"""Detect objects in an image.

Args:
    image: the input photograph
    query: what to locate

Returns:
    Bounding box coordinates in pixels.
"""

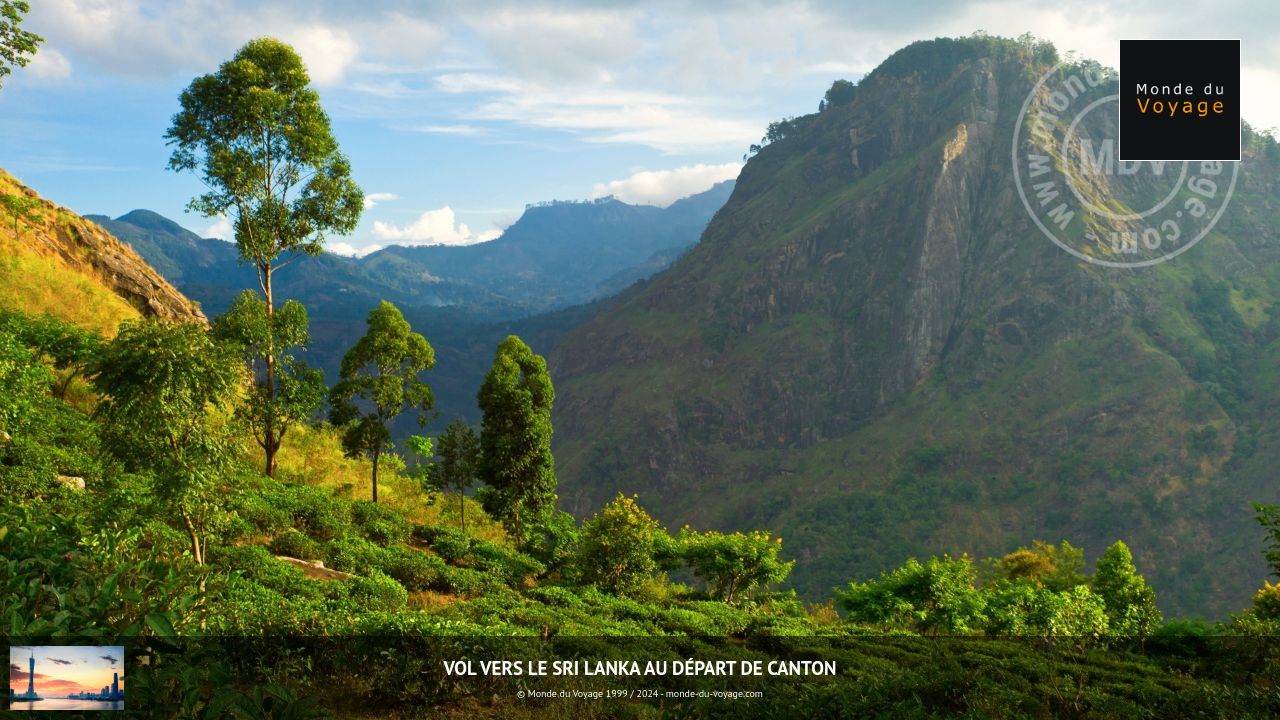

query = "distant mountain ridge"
[95,180,735,319]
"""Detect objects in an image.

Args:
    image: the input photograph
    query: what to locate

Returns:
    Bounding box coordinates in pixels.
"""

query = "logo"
[1012,61,1238,268]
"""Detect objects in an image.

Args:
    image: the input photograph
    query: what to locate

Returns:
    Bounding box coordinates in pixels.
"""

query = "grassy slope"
[0,169,140,335]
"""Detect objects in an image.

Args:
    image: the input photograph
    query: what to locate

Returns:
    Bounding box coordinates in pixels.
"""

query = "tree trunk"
[371,448,380,504]
[263,264,278,478]
[460,491,466,534]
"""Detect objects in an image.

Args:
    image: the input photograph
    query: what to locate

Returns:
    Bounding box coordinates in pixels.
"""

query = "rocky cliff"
[0,169,206,329]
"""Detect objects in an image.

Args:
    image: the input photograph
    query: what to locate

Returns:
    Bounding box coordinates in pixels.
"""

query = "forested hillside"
[551,35,1280,618]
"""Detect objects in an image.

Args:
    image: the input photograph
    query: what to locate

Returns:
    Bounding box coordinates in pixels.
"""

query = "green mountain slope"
[549,37,1280,618]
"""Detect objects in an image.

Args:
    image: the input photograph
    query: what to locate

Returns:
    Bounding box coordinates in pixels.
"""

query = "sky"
[9,646,124,696]
[1,1,1277,256]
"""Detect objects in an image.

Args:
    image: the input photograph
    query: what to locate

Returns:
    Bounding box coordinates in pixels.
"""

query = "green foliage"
[576,494,662,596]
[165,37,363,267]
[995,540,1087,591]
[346,569,407,612]
[329,300,435,503]
[477,335,556,543]
[424,418,480,532]
[0,327,50,435]
[269,529,323,561]
[213,290,327,474]
[0,310,103,400]
[0,1,42,89]
[838,554,986,634]
[351,499,413,546]
[675,527,794,603]
[0,501,208,636]
[819,79,857,111]
[1255,502,1280,578]
[382,547,445,591]
[0,192,41,237]
[523,509,580,576]
[92,319,241,565]
[1093,541,1162,638]
[1251,581,1280,620]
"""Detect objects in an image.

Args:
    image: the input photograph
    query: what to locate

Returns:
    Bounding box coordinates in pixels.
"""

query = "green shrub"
[383,548,446,591]
[414,524,471,561]
[325,534,388,574]
[346,570,408,612]
[435,565,497,597]
[576,494,663,596]
[233,491,292,534]
[278,485,351,540]
[352,500,412,546]
[468,539,546,584]
[214,544,312,597]
[269,530,323,561]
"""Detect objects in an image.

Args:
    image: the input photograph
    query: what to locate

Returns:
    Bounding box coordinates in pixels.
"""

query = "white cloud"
[371,206,502,246]
[328,242,383,258]
[26,47,72,80]
[439,74,764,153]
[414,124,486,136]
[362,192,399,210]
[467,8,638,84]
[593,163,742,207]
[280,26,358,86]
[201,216,231,240]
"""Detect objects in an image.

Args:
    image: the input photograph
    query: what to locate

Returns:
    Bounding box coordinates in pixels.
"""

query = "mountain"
[96,182,733,431]
[363,180,735,311]
[0,170,205,334]
[548,36,1280,618]
[87,210,516,320]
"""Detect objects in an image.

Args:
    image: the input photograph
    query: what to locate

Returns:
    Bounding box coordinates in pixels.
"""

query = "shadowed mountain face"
[549,37,1280,618]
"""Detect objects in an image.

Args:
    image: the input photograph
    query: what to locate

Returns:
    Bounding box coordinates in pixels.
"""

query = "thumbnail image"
[9,646,124,712]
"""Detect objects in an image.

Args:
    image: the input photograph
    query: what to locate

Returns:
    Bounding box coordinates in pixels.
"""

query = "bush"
[576,494,663,596]
[675,527,794,603]
[233,491,292,534]
[383,548,446,591]
[325,534,388,574]
[415,524,471,561]
[269,530,323,561]
[278,485,351,540]
[214,544,313,597]
[468,539,546,585]
[346,570,408,612]
[352,500,412,546]
[435,565,498,597]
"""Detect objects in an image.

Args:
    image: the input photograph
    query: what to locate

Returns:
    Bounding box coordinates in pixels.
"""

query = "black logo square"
[1119,39,1240,161]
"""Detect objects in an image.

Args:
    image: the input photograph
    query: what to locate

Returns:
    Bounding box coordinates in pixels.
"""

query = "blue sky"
[2,1,1277,256]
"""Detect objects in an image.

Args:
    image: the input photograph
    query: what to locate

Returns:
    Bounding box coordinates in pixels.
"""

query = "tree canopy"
[477,335,557,544]
[0,1,41,90]
[329,301,434,503]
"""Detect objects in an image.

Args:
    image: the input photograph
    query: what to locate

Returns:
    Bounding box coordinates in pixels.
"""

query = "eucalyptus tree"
[166,37,363,476]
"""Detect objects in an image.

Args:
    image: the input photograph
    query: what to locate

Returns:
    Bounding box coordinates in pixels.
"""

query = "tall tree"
[92,320,240,570]
[0,1,41,90]
[1092,540,1162,638]
[477,335,557,544]
[425,419,480,533]
[165,37,363,477]
[212,290,326,472]
[329,301,434,503]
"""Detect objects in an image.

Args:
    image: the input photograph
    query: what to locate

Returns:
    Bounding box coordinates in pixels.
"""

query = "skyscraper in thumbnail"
[13,650,42,701]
